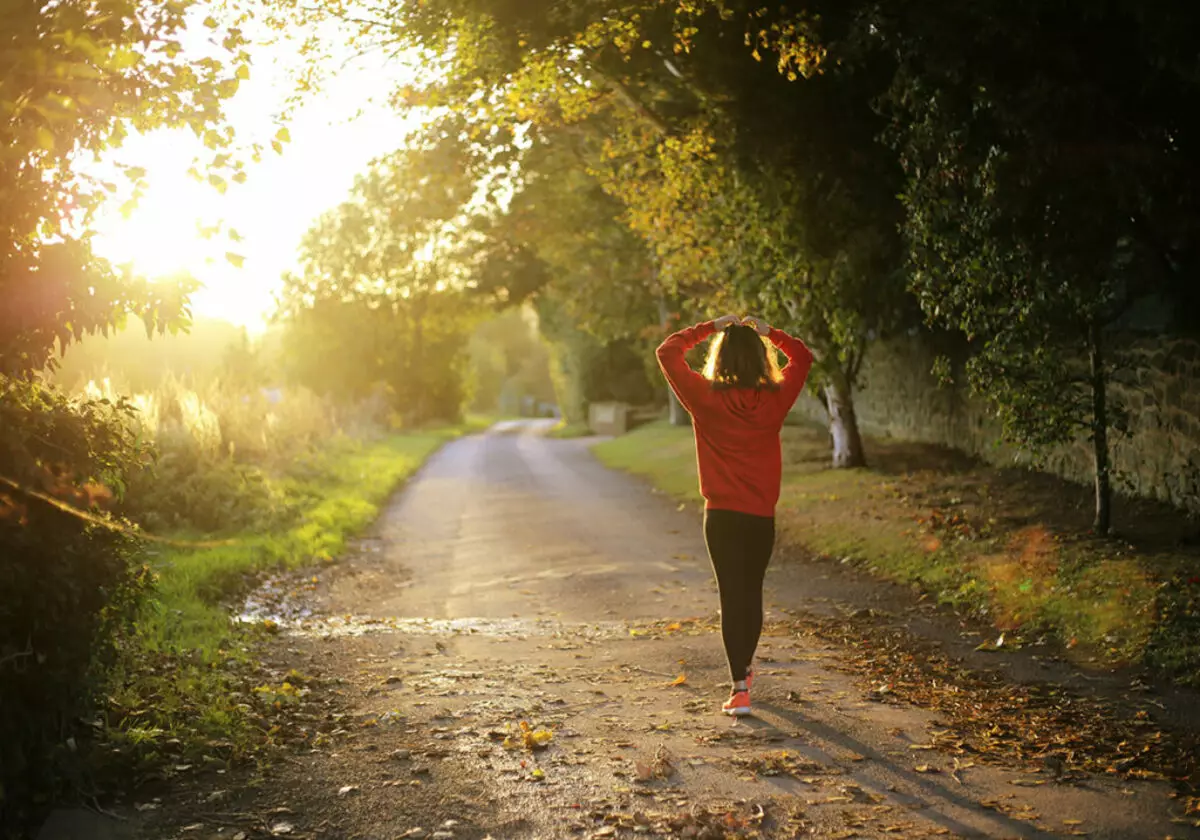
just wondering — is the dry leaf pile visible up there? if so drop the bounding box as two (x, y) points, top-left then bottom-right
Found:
(792, 612), (1200, 789)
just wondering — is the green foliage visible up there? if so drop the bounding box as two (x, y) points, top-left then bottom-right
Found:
(277, 136), (483, 426)
(876, 0), (1200, 531)
(466, 308), (556, 415)
(478, 131), (661, 344)
(1, 0), (249, 377)
(536, 296), (657, 426)
(2, 4), (248, 825)
(466, 126), (663, 422)
(0, 378), (151, 836)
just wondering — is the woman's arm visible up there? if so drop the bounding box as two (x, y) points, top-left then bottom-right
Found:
(656, 316), (735, 414)
(768, 327), (815, 408)
(742, 316), (814, 409)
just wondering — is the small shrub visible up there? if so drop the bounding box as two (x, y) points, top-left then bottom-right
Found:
(0, 377), (152, 838)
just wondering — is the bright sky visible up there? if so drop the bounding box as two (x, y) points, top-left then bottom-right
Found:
(89, 16), (428, 333)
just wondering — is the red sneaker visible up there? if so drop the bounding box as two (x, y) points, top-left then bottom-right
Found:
(722, 690), (752, 717)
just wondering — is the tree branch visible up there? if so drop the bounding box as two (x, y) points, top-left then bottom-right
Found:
(0, 649), (33, 670)
(584, 60), (676, 138)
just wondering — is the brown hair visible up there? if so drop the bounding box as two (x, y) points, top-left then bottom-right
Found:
(702, 324), (782, 390)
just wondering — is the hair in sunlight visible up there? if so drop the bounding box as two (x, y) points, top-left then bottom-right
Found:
(702, 324), (782, 390)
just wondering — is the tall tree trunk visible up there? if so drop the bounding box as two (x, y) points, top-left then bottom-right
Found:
(823, 367), (866, 469)
(1088, 321), (1112, 535)
(657, 293), (690, 427)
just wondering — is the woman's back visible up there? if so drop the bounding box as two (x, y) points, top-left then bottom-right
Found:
(655, 317), (813, 517)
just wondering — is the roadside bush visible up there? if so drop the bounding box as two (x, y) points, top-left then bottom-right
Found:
(103, 378), (342, 534)
(0, 377), (151, 838)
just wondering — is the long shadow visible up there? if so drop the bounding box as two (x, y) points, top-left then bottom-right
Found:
(740, 700), (1066, 840)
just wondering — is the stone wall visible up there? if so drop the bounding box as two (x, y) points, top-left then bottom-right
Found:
(792, 331), (1200, 515)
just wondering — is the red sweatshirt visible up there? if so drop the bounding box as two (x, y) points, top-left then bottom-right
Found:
(656, 321), (813, 518)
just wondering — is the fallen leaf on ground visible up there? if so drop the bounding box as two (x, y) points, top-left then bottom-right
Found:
(505, 719), (554, 750)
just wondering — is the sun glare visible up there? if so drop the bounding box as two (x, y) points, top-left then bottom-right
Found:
(87, 20), (428, 333)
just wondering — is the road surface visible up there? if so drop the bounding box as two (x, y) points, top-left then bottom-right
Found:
(131, 421), (1197, 840)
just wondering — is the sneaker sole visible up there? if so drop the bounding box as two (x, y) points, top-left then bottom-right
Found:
(723, 706), (752, 717)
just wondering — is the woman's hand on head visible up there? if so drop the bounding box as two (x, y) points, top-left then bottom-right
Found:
(713, 314), (740, 330)
(741, 315), (770, 336)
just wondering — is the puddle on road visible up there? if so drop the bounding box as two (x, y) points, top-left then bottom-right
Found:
(236, 571), (692, 640)
(238, 606), (629, 640)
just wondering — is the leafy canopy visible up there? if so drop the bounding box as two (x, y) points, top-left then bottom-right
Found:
(1, 0), (252, 377)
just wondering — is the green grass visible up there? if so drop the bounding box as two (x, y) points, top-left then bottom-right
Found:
(592, 421), (702, 499)
(140, 427), (466, 654)
(593, 420), (1199, 680)
(546, 420), (595, 439)
(101, 422), (478, 770)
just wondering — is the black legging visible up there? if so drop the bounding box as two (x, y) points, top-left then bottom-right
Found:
(703, 508), (776, 683)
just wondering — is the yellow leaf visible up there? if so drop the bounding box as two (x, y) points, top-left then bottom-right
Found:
(526, 729), (553, 748)
(669, 674), (687, 686)
(224, 252), (245, 268)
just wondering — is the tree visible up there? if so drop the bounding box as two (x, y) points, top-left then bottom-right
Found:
(586, 2), (913, 465)
(469, 127), (666, 426)
(279, 0), (914, 466)
(875, 0), (1200, 533)
(2, 1), (249, 829)
(465, 307), (555, 415)
(276, 131), (483, 424)
(2, 0), (250, 378)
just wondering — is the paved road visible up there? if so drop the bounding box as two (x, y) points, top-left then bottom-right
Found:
(134, 421), (1198, 840)
(325, 418), (715, 623)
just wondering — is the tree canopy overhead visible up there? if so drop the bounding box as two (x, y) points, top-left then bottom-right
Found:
(1, 0), (253, 377)
(292, 0), (919, 465)
(276, 129), (485, 423)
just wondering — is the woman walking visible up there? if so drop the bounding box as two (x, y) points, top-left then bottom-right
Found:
(656, 314), (813, 715)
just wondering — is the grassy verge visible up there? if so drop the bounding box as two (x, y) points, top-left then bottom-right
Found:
(594, 420), (1200, 683)
(140, 426), (471, 654)
(100, 421), (481, 778)
(546, 420), (594, 439)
